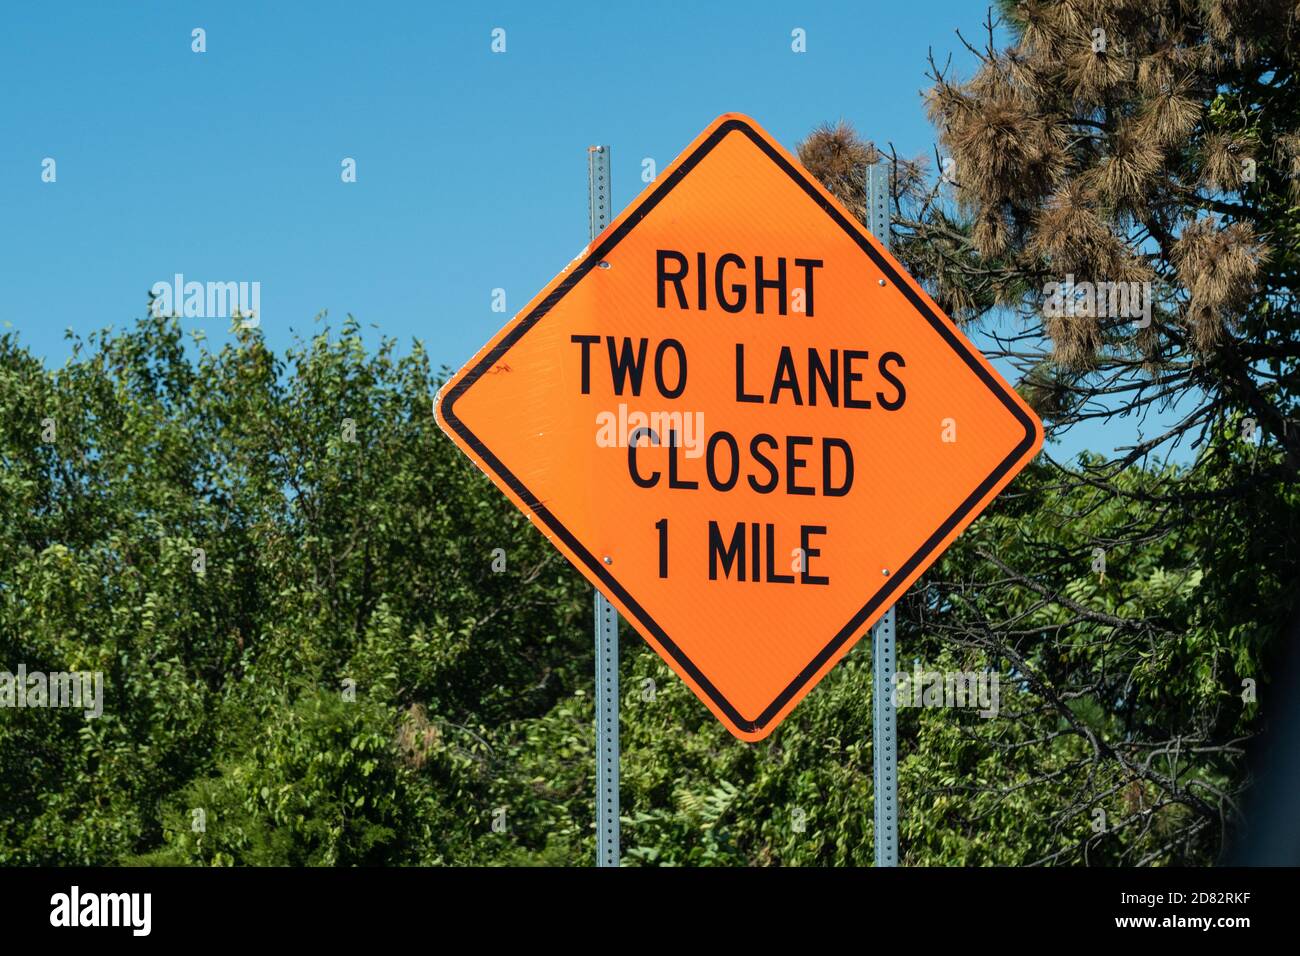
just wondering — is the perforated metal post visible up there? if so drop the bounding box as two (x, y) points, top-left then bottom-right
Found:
(867, 161), (899, 867)
(588, 144), (620, 868)
(594, 589), (620, 867)
(871, 605), (898, 866)
(589, 145), (612, 243)
(866, 159), (890, 241)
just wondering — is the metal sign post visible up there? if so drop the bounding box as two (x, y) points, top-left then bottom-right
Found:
(867, 161), (898, 868)
(871, 605), (898, 866)
(588, 145), (620, 869)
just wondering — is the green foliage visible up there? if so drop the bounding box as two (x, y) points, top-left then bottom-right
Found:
(0, 315), (1288, 865)
(141, 687), (431, 866)
(0, 315), (585, 865)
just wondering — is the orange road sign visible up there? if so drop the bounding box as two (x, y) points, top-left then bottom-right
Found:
(437, 113), (1043, 741)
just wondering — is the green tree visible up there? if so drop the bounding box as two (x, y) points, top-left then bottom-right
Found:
(796, 0), (1299, 862)
(0, 314), (588, 865)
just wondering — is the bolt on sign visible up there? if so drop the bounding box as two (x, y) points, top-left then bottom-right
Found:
(437, 113), (1042, 741)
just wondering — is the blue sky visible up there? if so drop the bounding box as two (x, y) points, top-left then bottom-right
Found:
(0, 1), (1185, 462)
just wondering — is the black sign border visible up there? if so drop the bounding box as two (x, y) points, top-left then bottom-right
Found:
(441, 117), (1039, 736)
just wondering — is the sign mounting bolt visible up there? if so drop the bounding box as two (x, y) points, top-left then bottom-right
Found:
(603, 556), (613, 565)
(882, 568), (891, 576)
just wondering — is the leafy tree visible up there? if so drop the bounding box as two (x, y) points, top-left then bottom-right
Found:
(0, 315), (586, 865)
(1, 301), (1285, 866)
(797, 0), (1300, 862)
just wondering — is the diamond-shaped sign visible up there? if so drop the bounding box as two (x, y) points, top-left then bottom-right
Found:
(437, 114), (1042, 741)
